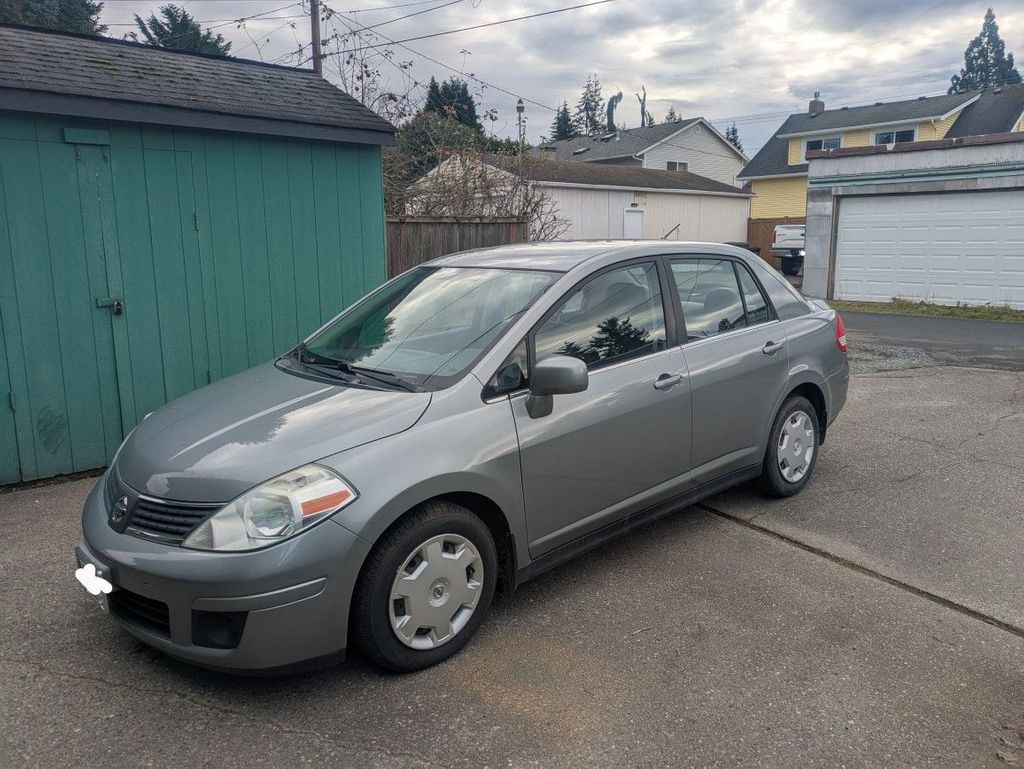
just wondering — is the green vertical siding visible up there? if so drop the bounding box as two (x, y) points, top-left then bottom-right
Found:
(0, 112), (387, 482)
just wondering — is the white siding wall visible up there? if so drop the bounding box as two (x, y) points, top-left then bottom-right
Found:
(642, 192), (749, 241)
(544, 186), (635, 239)
(542, 185), (749, 242)
(641, 123), (746, 187)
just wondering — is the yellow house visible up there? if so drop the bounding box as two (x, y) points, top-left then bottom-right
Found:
(739, 86), (1024, 223)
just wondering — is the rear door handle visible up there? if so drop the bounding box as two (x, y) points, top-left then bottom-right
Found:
(762, 341), (785, 356)
(653, 373), (684, 391)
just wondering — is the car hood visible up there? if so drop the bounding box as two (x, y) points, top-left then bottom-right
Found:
(116, 363), (431, 502)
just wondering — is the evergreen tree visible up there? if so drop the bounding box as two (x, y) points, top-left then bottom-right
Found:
(574, 74), (605, 136)
(549, 101), (577, 141)
(949, 8), (1021, 93)
(725, 123), (743, 152)
(664, 106), (678, 123)
(0, 0), (106, 34)
(423, 77), (481, 131)
(425, 77), (443, 114)
(133, 4), (231, 56)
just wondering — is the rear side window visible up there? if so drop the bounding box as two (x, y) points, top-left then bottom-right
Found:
(670, 259), (745, 340)
(535, 262), (667, 370)
(736, 264), (771, 326)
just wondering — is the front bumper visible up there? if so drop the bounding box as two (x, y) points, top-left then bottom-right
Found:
(78, 474), (372, 673)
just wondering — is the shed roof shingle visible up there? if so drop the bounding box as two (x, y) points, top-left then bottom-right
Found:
(0, 24), (395, 143)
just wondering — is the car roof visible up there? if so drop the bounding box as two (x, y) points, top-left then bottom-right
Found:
(426, 240), (750, 272)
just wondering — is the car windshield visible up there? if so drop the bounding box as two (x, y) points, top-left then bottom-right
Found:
(296, 266), (557, 391)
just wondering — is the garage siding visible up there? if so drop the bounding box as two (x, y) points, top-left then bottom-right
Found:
(835, 190), (1024, 308)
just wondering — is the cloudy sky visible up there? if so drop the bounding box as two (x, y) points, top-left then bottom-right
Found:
(96, 0), (1023, 154)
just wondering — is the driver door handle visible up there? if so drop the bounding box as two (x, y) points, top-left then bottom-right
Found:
(762, 340), (785, 356)
(653, 373), (684, 391)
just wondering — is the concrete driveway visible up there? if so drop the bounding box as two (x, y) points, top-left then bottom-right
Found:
(2, 319), (1022, 768)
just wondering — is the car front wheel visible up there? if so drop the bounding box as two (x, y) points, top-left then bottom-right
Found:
(351, 501), (497, 672)
(760, 395), (820, 497)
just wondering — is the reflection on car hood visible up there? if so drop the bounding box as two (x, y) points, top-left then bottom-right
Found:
(116, 363), (431, 502)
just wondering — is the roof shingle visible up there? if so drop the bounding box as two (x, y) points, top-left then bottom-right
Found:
(536, 120), (702, 162)
(0, 24), (395, 143)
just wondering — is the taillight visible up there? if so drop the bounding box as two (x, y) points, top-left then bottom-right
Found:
(835, 312), (848, 353)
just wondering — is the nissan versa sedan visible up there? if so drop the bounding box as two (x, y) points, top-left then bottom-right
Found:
(76, 241), (849, 673)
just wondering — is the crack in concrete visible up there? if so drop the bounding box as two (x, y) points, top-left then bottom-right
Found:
(6, 659), (440, 767)
(698, 503), (1024, 642)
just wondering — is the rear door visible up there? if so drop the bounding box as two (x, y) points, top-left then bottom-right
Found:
(511, 260), (691, 557)
(668, 256), (790, 484)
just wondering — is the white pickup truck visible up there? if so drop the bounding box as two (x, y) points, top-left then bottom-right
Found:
(771, 224), (805, 276)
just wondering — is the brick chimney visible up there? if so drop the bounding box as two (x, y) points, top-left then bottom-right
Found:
(808, 91), (825, 115)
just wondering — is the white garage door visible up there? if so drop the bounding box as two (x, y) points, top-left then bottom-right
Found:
(835, 190), (1024, 309)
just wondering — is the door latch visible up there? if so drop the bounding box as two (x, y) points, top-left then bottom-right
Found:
(96, 297), (125, 315)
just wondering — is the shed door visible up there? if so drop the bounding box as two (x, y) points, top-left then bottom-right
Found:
(623, 207), (645, 239)
(835, 190), (1024, 309)
(0, 139), (124, 480)
(0, 137), (207, 482)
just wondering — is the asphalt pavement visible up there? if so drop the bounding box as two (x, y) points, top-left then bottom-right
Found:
(1, 319), (1022, 768)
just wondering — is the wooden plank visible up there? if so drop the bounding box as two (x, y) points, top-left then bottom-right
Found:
(385, 217), (528, 277)
(37, 141), (113, 471)
(203, 133), (249, 377)
(0, 163), (23, 482)
(109, 144), (168, 420)
(260, 139), (300, 354)
(172, 148), (211, 390)
(0, 137), (71, 478)
(311, 141), (343, 324)
(173, 130), (222, 382)
(232, 136), (274, 366)
(357, 146), (386, 294)
(336, 144), (364, 311)
(285, 139), (322, 338)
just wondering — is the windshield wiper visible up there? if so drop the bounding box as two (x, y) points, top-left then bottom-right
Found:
(335, 362), (417, 392)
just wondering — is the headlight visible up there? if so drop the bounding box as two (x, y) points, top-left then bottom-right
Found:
(182, 465), (357, 552)
(798, 249), (806, 256)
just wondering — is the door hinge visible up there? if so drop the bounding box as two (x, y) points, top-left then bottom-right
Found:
(7, 391), (14, 412)
(193, 212), (200, 232)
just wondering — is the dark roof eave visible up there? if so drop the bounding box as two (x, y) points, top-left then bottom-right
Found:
(0, 87), (396, 146)
(806, 131), (1024, 159)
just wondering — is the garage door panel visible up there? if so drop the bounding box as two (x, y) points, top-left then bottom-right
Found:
(836, 190), (1024, 309)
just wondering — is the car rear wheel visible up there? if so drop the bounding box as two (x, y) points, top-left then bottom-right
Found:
(352, 501), (497, 672)
(760, 395), (820, 497)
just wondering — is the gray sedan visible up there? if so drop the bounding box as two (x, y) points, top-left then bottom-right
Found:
(76, 241), (849, 673)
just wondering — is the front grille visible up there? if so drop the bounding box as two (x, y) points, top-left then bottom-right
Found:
(109, 589), (171, 638)
(127, 496), (221, 546)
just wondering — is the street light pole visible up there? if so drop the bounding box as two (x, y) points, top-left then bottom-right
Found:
(516, 98), (525, 150)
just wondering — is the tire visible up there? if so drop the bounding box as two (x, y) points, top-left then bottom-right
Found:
(351, 501), (497, 673)
(759, 395), (820, 497)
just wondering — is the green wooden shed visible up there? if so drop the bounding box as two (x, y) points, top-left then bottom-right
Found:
(0, 25), (395, 483)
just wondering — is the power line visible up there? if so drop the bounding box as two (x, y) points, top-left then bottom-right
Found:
(341, 0), (465, 34)
(327, 0), (620, 56)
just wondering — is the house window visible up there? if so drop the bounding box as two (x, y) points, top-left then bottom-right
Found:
(666, 161), (688, 171)
(875, 128), (916, 144)
(805, 136), (841, 158)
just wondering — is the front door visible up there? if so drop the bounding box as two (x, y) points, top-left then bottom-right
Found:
(511, 260), (691, 557)
(666, 256), (790, 484)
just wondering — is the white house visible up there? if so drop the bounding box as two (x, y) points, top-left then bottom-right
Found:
(412, 154), (751, 243)
(536, 119), (748, 187)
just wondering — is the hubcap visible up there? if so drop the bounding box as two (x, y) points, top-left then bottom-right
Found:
(389, 533), (483, 650)
(778, 409), (815, 483)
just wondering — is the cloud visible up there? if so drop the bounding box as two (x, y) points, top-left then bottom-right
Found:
(93, 0), (1024, 153)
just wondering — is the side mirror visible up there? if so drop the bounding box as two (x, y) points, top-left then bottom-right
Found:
(526, 355), (588, 418)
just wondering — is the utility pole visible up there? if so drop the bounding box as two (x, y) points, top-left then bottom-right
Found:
(516, 98), (526, 150)
(310, 0), (323, 76)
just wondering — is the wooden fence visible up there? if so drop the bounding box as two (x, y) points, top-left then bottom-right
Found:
(747, 216), (806, 270)
(386, 216), (529, 277)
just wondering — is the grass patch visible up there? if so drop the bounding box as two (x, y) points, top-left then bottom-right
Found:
(828, 298), (1024, 323)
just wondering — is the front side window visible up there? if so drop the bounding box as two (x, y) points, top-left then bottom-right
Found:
(535, 262), (667, 371)
(298, 266), (556, 391)
(875, 128), (915, 144)
(670, 258), (746, 340)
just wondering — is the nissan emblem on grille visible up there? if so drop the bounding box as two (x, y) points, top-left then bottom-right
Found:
(109, 495), (129, 532)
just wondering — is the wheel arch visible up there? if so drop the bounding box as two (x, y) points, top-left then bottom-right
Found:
(786, 381), (828, 444)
